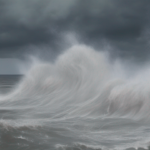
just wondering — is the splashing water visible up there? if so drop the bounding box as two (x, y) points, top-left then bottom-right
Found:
(1, 44), (150, 150)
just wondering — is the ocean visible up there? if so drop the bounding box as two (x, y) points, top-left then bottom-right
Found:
(0, 75), (22, 94)
(0, 44), (150, 150)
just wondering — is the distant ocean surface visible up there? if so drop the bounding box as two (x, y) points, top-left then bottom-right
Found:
(0, 75), (22, 94)
(1, 45), (150, 150)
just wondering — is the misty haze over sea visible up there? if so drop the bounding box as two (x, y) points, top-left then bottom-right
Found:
(0, 44), (150, 150)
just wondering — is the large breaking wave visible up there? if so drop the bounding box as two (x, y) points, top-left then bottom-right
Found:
(1, 44), (150, 150)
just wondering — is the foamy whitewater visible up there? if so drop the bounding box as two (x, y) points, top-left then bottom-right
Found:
(1, 44), (150, 150)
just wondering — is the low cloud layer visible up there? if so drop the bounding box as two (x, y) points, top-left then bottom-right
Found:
(0, 0), (150, 60)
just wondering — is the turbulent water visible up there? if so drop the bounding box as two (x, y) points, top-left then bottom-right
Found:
(1, 44), (150, 150)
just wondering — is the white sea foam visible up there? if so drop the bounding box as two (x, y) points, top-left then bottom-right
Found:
(1, 44), (150, 149)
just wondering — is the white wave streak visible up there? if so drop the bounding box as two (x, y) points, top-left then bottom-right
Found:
(0, 45), (150, 124)
(1, 44), (150, 149)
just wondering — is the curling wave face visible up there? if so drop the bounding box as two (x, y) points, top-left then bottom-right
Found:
(1, 45), (150, 149)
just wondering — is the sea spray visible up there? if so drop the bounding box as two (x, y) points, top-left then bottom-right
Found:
(0, 44), (150, 149)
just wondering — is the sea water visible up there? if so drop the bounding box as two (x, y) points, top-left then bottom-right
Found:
(0, 45), (150, 150)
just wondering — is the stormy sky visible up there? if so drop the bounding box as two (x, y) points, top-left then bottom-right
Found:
(0, 0), (150, 61)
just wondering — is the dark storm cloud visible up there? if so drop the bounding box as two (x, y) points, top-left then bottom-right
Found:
(0, 0), (150, 59)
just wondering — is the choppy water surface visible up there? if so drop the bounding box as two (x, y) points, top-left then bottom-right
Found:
(1, 45), (150, 150)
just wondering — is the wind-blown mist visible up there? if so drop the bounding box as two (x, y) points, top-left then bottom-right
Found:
(1, 44), (150, 150)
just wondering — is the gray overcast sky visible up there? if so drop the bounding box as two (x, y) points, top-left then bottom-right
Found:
(0, 0), (150, 73)
(0, 59), (20, 74)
